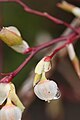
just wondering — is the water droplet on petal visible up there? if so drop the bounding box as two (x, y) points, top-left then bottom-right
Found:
(54, 89), (61, 99)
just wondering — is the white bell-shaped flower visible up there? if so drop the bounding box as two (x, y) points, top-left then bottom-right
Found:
(0, 80), (25, 112)
(0, 83), (10, 105)
(0, 98), (22, 120)
(34, 79), (61, 102)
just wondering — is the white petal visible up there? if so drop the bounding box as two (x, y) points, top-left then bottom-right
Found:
(67, 44), (75, 60)
(11, 40), (29, 53)
(0, 83), (10, 105)
(44, 61), (51, 72)
(0, 104), (22, 120)
(9, 83), (25, 112)
(35, 58), (44, 74)
(35, 57), (51, 74)
(34, 80), (61, 101)
(5, 26), (21, 36)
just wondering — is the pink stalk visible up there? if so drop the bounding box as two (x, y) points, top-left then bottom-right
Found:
(0, 0), (78, 33)
(49, 33), (80, 59)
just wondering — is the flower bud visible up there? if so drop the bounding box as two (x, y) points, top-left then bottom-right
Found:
(0, 26), (29, 54)
(0, 26), (22, 46)
(34, 79), (61, 102)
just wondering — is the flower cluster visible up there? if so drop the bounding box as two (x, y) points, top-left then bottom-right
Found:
(33, 56), (61, 102)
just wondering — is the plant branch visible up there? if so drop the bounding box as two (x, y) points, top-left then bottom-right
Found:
(0, 25), (80, 83)
(10, 36), (68, 79)
(49, 32), (80, 59)
(0, 0), (78, 33)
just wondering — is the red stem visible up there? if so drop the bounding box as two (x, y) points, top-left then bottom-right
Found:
(49, 32), (80, 58)
(11, 36), (68, 78)
(0, 0), (78, 33)
(49, 43), (67, 59)
(24, 36), (67, 54)
(16, 0), (78, 33)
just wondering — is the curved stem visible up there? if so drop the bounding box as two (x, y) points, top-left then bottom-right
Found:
(12, 36), (67, 78)
(24, 36), (67, 54)
(0, 0), (78, 33)
(16, 0), (78, 33)
(49, 32), (80, 59)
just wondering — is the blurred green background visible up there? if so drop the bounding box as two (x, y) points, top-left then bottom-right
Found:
(0, 0), (80, 120)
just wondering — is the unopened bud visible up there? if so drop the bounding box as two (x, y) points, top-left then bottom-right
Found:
(0, 26), (22, 46)
(0, 26), (29, 54)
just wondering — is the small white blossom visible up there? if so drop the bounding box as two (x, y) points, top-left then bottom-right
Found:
(34, 79), (61, 102)
(0, 98), (22, 120)
(0, 82), (25, 111)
